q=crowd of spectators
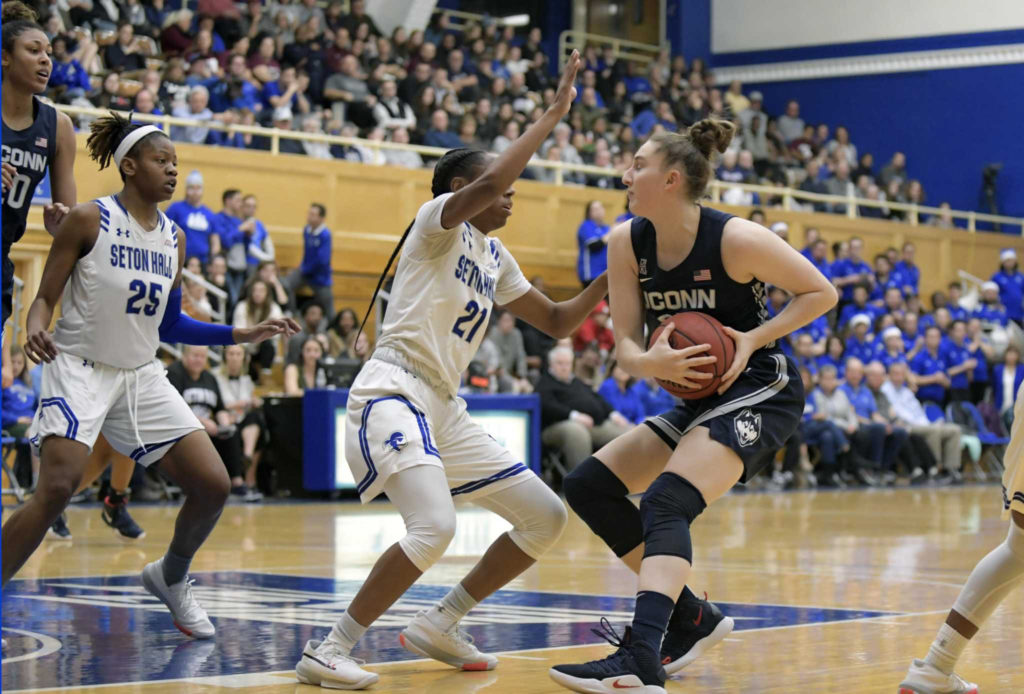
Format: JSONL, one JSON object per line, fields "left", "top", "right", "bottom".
{"left": 36, "top": 1, "right": 953, "bottom": 220}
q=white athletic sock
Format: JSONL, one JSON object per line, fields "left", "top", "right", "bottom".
{"left": 427, "top": 583, "right": 478, "bottom": 632}
{"left": 924, "top": 623, "right": 969, "bottom": 675}
{"left": 326, "top": 611, "right": 367, "bottom": 655}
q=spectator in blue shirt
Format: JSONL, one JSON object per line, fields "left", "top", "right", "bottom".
{"left": 944, "top": 320, "right": 976, "bottom": 403}
{"left": 630, "top": 101, "right": 677, "bottom": 138}
{"left": 48, "top": 35, "right": 91, "bottom": 101}
{"left": 284, "top": 203, "right": 334, "bottom": 322}
{"left": 798, "top": 366, "right": 849, "bottom": 483}
{"left": 991, "top": 249, "right": 1024, "bottom": 325}
{"left": 577, "top": 201, "right": 610, "bottom": 288}
{"left": 880, "top": 286, "right": 905, "bottom": 320}
{"left": 833, "top": 236, "right": 874, "bottom": 305}
{"left": 838, "top": 285, "right": 880, "bottom": 331}
{"left": 241, "top": 194, "right": 274, "bottom": 269}
{"left": 911, "top": 326, "right": 952, "bottom": 406}
{"left": 632, "top": 377, "right": 675, "bottom": 418}
{"left": 845, "top": 313, "right": 876, "bottom": 364}
{"left": 966, "top": 317, "right": 993, "bottom": 403}
{"left": 804, "top": 238, "right": 832, "bottom": 281}
{"left": 792, "top": 333, "right": 819, "bottom": 377}
{"left": 974, "top": 281, "right": 1009, "bottom": 328}
{"left": 424, "top": 109, "right": 466, "bottom": 149}
{"left": 842, "top": 357, "right": 906, "bottom": 481}
{"left": 892, "top": 241, "right": 920, "bottom": 297}
{"left": 901, "top": 312, "right": 925, "bottom": 361}
{"left": 215, "top": 189, "right": 248, "bottom": 307}
{"left": 869, "top": 254, "right": 901, "bottom": 304}
{"left": 1, "top": 346, "right": 37, "bottom": 439}
{"left": 165, "top": 170, "right": 221, "bottom": 264}
{"left": 795, "top": 313, "right": 829, "bottom": 354}
{"left": 875, "top": 326, "right": 908, "bottom": 371}
{"left": 799, "top": 227, "right": 820, "bottom": 260}
{"left": 994, "top": 346, "right": 1024, "bottom": 420}
{"left": 818, "top": 335, "right": 847, "bottom": 379}
{"left": 598, "top": 364, "right": 646, "bottom": 424}
{"left": 946, "top": 282, "right": 969, "bottom": 322}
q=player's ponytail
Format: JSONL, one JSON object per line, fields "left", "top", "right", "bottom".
{"left": 2, "top": 1, "right": 42, "bottom": 55}
{"left": 649, "top": 119, "right": 735, "bottom": 203}
{"left": 86, "top": 111, "right": 165, "bottom": 180}
{"left": 356, "top": 147, "right": 490, "bottom": 347}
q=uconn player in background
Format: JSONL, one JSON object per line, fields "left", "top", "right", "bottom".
{"left": 898, "top": 389, "right": 1024, "bottom": 692}
{"left": 295, "top": 51, "right": 607, "bottom": 690}
{"left": 2, "top": 1, "right": 145, "bottom": 543}
{"left": 550, "top": 120, "right": 836, "bottom": 693}
{"left": 0, "top": 112, "right": 298, "bottom": 639}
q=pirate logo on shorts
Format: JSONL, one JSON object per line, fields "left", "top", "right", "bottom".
{"left": 733, "top": 409, "right": 761, "bottom": 447}
{"left": 384, "top": 431, "right": 407, "bottom": 453}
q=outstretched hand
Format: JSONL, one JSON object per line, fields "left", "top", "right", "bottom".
{"left": 550, "top": 50, "right": 581, "bottom": 118}
{"left": 236, "top": 317, "right": 302, "bottom": 344}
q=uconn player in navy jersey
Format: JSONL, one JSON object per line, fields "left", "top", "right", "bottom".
{"left": 1, "top": 112, "right": 298, "bottom": 638}
{"left": 1, "top": 2, "right": 76, "bottom": 380}
{"left": 551, "top": 120, "right": 836, "bottom": 694}
{"left": 295, "top": 52, "right": 610, "bottom": 690}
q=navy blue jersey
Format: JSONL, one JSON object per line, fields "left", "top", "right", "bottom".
{"left": 630, "top": 206, "right": 773, "bottom": 348}
{"left": 2, "top": 98, "right": 58, "bottom": 322}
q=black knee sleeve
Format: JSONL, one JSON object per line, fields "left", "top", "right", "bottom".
{"left": 639, "top": 472, "right": 706, "bottom": 562}
{"left": 563, "top": 456, "right": 643, "bottom": 557}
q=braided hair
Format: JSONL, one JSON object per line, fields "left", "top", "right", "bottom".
{"left": 2, "top": 1, "right": 42, "bottom": 57}
{"left": 85, "top": 110, "right": 167, "bottom": 180}
{"left": 357, "top": 148, "right": 489, "bottom": 345}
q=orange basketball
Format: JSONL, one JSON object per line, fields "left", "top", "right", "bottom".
{"left": 648, "top": 312, "right": 735, "bottom": 400}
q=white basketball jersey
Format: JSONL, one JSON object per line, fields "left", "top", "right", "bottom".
{"left": 54, "top": 195, "right": 179, "bottom": 369}
{"left": 374, "top": 193, "right": 532, "bottom": 395}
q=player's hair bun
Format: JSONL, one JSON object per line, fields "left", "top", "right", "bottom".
{"left": 688, "top": 119, "right": 735, "bottom": 160}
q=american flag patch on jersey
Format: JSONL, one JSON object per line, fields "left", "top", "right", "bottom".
{"left": 35, "top": 137, "right": 48, "bottom": 147}
{"left": 693, "top": 268, "right": 712, "bottom": 282}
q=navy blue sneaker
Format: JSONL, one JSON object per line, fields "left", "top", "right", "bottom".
{"left": 660, "top": 593, "right": 734, "bottom": 674}
{"left": 549, "top": 619, "right": 666, "bottom": 693}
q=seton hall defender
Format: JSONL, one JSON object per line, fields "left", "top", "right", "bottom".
{"left": 294, "top": 51, "right": 608, "bottom": 690}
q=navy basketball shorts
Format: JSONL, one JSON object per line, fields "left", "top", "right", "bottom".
{"left": 644, "top": 349, "right": 804, "bottom": 482}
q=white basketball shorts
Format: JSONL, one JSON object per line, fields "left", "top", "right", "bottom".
{"left": 28, "top": 351, "right": 203, "bottom": 466}
{"left": 1003, "top": 384, "right": 1024, "bottom": 519}
{"left": 346, "top": 359, "right": 534, "bottom": 503}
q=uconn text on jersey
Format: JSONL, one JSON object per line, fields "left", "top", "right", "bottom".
{"left": 643, "top": 288, "right": 717, "bottom": 312}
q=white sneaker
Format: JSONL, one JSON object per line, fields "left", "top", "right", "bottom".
{"left": 141, "top": 559, "right": 215, "bottom": 639}
{"left": 898, "top": 659, "right": 978, "bottom": 694}
{"left": 399, "top": 610, "right": 497, "bottom": 671}
{"left": 295, "top": 639, "right": 379, "bottom": 690}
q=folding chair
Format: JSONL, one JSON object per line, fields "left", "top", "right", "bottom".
{"left": 1, "top": 435, "right": 27, "bottom": 503}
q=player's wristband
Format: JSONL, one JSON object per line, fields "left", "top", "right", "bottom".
{"left": 158, "top": 288, "right": 236, "bottom": 346}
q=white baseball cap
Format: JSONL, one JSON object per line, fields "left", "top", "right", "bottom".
{"left": 983, "top": 281, "right": 999, "bottom": 292}
{"left": 850, "top": 313, "right": 871, "bottom": 328}
{"left": 1001, "top": 249, "right": 1017, "bottom": 263}
{"left": 882, "top": 326, "right": 902, "bottom": 340}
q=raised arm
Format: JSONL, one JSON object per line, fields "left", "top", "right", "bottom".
{"left": 437, "top": 51, "right": 581, "bottom": 230}
{"left": 503, "top": 273, "right": 609, "bottom": 339}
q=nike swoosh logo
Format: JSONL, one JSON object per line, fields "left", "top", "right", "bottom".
{"left": 640, "top": 277, "right": 653, "bottom": 283}
{"left": 693, "top": 605, "right": 703, "bottom": 626}
{"left": 612, "top": 680, "right": 640, "bottom": 689}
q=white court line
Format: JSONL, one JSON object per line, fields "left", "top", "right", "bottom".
{"left": 5, "top": 608, "right": 950, "bottom": 692}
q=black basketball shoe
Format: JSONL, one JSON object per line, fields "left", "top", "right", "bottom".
{"left": 660, "top": 593, "right": 734, "bottom": 675}
{"left": 102, "top": 497, "right": 146, "bottom": 541}
{"left": 549, "top": 618, "right": 667, "bottom": 693}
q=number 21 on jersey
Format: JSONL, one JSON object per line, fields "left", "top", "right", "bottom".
{"left": 452, "top": 300, "right": 488, "bottom": 343}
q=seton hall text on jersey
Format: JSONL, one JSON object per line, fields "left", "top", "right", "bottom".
{"left": 110, "top": 243, "right": 175, "bottom": 279}
{"left": 1, "top": 144, "right": 47, "bottom": 173}
{"left": 454, "top": 254, "right": 496, "bottom": 301}
{"left": 643, "top": 288, "right": 716, "bottom": 311}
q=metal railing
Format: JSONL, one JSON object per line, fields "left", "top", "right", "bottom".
{"left": 705, "top": 180, "right": 1024, "bottom": 234}
{"left": 55, "top": 103, "right": 619, "bottom": 186}
{"left": 10, "top": 277, "right": 24, "bottom": 347}
{"left": 431, "top": 8, "right": 524, "bottom": 30}
{"left": 51, "top": 105, "right": 1024, "bottom": 234}
{"left": 558, "top": 30, "right": 663, "bottom": 69}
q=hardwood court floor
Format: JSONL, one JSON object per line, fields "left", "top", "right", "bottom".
{"left": 3, "top": 485, "right": 1023, "bottom": 693}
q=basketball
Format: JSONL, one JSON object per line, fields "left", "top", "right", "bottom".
{"left": 648, "top": 312, "right": 735, "bottom": 399}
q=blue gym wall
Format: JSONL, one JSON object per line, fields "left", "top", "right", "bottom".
{"left": 665, "top": 0, "right": 1024, "bottom": 221}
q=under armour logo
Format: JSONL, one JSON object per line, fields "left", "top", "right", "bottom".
{"left": 116, "top": 228, "right": 128, "bottom": 238}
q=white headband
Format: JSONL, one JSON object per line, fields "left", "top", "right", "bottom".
{"left": 113, "top": 125, "right": 163, "bottom": 169}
